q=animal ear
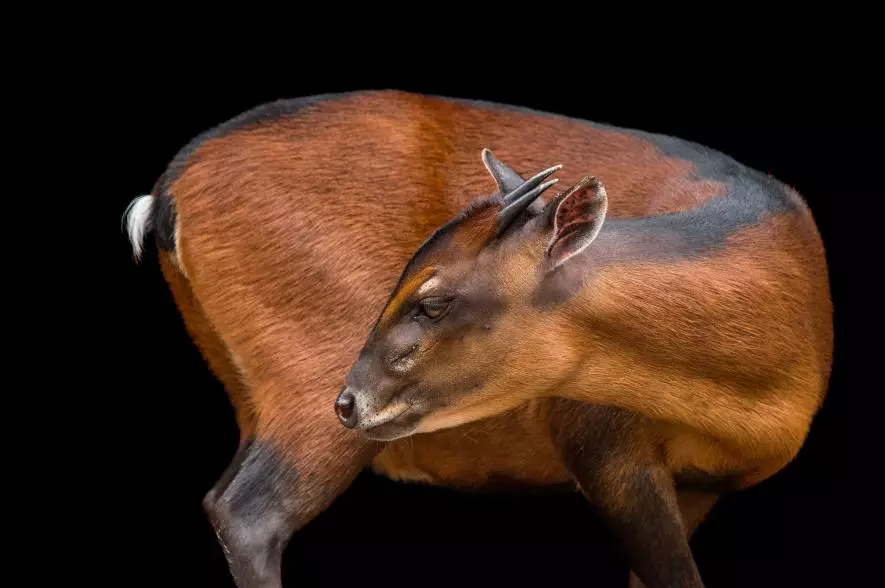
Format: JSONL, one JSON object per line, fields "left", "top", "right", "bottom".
{"left": 545, "top": 176, "right": 608, "bottom": 269}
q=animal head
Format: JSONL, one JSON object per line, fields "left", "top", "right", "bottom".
{"left": 335, "top": 149, "right": 609, "bottom": 441}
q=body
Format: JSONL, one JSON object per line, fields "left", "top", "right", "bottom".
{"left": 373, "top": 180, "right": 829, "bottom": 486}
{"left": 126, "top": 90, "right": 832, "bottom": 588}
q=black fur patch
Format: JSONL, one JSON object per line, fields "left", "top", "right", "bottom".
{"left": 444, "top": 94, "right": 800, "bottom": 257}
{"left": 673, "top": 468, "right": 741, "bottom": 495}
{"left": 610, "top": 127, "right": 798, "bottom": 256}
{"left": 545, "top": 398, "right": 705, "bottom": 587}
{"left": 203, "top": 437, "right": 299, "bottom": 586}
{"left": 149, "top": 174, "right": 177, "bottom": 252}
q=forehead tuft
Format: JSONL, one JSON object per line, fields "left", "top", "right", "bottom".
{"left": 402, "top": 195, "right": 503, "bottom": 275}
{"left": 376, "top": 196, "right": 502, "bottom": 326}
{"left": 400, "top": 195, "right": 503, "bottom": 283}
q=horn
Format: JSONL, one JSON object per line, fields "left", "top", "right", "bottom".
{"left": 501, "top": 163, "right": 563, "bottom": 206}
{"left": 496, "top": 177, "right": 560, "bottom": 233}
{"left": 481, "top": 148, "right": 526, "bottom": 194}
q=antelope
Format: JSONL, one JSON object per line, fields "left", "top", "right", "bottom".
{"left": 335, "top": 112, "right": 833, "bottom": 585}
{"left": 125, "top": 89, "right": 832, "bottom": 588}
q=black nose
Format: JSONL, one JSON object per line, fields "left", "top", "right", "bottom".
{"left": 335, "top": 388, "right": 357, "bottom": 428}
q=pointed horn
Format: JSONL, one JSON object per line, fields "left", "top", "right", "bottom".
{"left": 481, "top": 148, "right": 526, "bottom": 194}
{"left": 502, "top": 163, "right": 564, "bottom": 205}
{"left": 496, "top": 178, "right": 560, "bottom": 233}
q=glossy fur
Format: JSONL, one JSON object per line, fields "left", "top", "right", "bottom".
{"left": 126, "top": 90, "right": 832, "bottom": 588}
{"left": 337, "top": 94, "right": 832, "bottom": 587}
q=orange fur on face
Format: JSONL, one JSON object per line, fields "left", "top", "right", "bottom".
{"left": 378, "top": 265, "right": 437, "bottom": 328}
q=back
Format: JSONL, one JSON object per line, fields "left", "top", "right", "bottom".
{"left": 162, "top": 90, "right": 814, "bottom": 397}
{"left": 148, "top": 89, "right": 831, "bottom": 460}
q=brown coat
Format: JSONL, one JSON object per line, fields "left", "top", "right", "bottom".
{"left": 125, "top": 90, "right": 832, "bottom": 588}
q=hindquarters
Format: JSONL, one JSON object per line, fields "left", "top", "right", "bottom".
{"left": 124, "top": 179, "right": 386, "bottom": 587}
{"left": 124, "top": 187, "right": 256, "bottom": 436}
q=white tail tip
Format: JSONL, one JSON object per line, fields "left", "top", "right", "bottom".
{"left": 122, "top": 195, "right": 155, "bottom": 262}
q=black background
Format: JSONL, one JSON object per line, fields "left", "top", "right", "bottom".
{"left": 101, "top": 63, "right": 876, "bottom": 587}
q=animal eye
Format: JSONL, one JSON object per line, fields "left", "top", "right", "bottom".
{"left": 418, "top": 297, "right": 450, "bottom": 320}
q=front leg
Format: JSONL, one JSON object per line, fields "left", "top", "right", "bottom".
{"left": 583, "top": 462, "right": 704, "bottom": 588}
{"left": 548, "top": 400, "right": 705, "bottom": 588}
{"left": 624, "top": 491, "right": 718, "bottom": 588}
{"left": 204, "top": 383, "right": 379, "bottom": 587}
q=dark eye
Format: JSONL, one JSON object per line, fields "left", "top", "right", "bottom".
{"left": 417, "top": 297, "right": 451, "bottom": 320}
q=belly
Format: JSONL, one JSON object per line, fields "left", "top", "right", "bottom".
{"left": 660, "top": 424, "right": 790, "bottom": 491}
{"left": 370, "top": 406, "right": 794, "bottom": 493}
{"left": 370, "top": 401, "right": 574, "bottom": 491}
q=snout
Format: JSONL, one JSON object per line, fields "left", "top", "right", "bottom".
{"left": 334, "top": 384, "right": 417, "bottom": 439}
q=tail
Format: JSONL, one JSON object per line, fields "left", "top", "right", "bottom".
{"left": 122, "top": 194, "right": 155, "bottom": 262}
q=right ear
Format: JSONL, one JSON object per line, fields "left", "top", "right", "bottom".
{"left": 544, "top": 176, "right": 608, "bottom": 271}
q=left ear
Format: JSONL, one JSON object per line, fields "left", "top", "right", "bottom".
{"left": 544, "top": 176, "right": 608, "bottom": 270}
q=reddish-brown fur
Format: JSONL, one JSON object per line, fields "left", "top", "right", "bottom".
{"left": 164, "top": 90, "right": 750, "bottom": 485}
{"left": 133, "top": 90, "right": 832, "bottom": 587}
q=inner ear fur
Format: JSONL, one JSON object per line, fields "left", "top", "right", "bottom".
{"left": 544, "top": 176, "right": 608, "bottom": 270}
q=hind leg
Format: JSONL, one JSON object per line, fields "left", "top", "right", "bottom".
{"left": 160, "top": 253, "right": 258, "bottom": 441}
{"left": 203, "top": 386, "right": 379, "bottom": 588}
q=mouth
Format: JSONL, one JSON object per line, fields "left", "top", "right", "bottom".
{"left": 361, "top": 400, "right": 422, "bottom": 441}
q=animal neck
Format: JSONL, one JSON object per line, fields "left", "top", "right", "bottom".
{"left": 543, "top": 213, "right": 817, "bottom": 457}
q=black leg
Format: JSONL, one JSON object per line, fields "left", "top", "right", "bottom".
{"left": 203, "top": 438, "right": 298, "bottom": 588}
{"left": 547, "top": 399, "right": 705, "bottom": 588}
{"left": 678, "top": 491, "right": 719, "bottom": 539}
{"left": 627, "top": 492, "right": 718, "bottom": 588}
{"left": 203, "top": 428, "right": 376, "bottom": 588}
{"left": 593, "top": 464, "right": 705, "bottom": 588}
